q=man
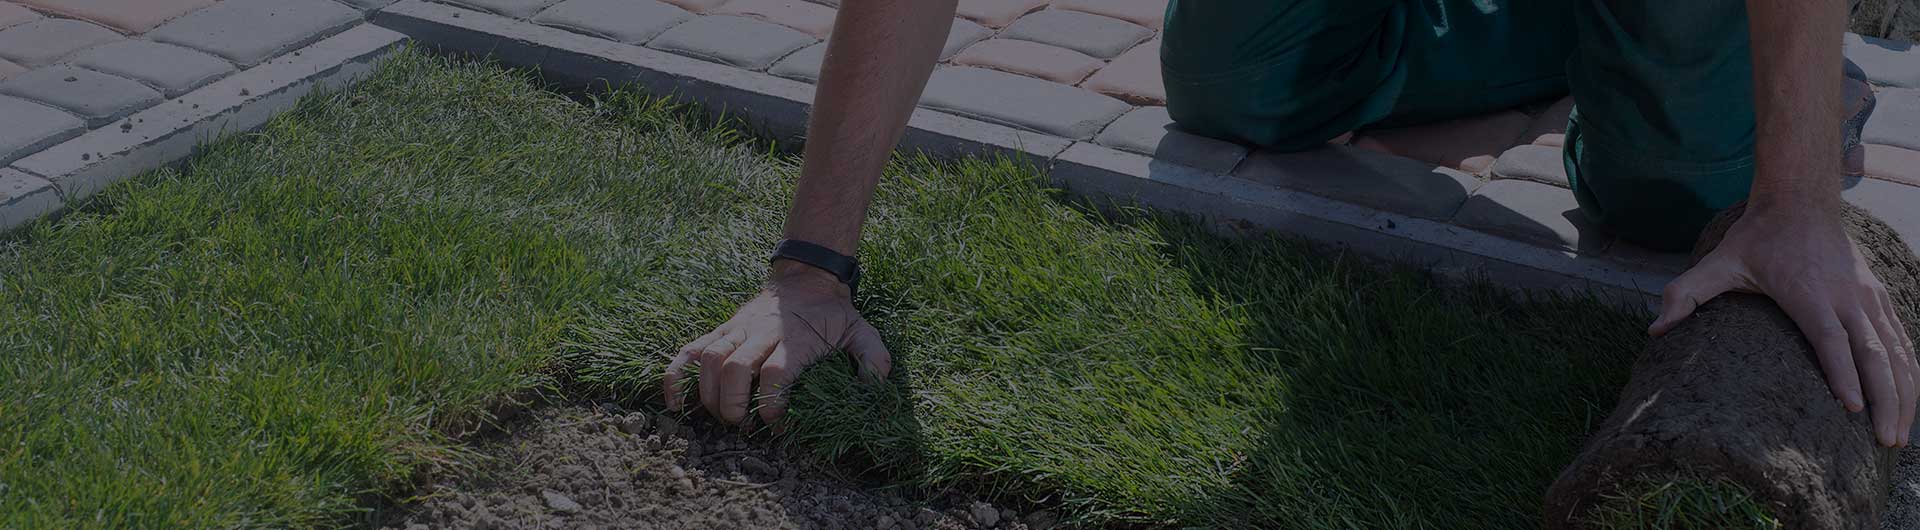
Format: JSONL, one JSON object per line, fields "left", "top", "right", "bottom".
{"left": 665, "top": 0, "right": 1920, "bottom": 448}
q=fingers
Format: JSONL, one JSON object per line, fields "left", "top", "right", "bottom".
{"left": 698, "top": 329, "right": 744, "bottom": 416}
{"left": 666, "top": 330, "right": 723, "bottom": 411}
{"left": 1650, "top": 260, "right": 1742, "bottom": 337}
{"left": 756, "top": 344, "right": 797, "bottom": 431}
{"left": 1875, "top": 291, "right": 1916, "bottom": 446}
{"left": 1783, "top": 300, "right": 1865, "bottom": 412}
{"left": 711, "top": 333, "right": 780, "bottom": 424}
{"left": 843, "top": 320, "right": 892, "bottom": 381}
{"left": 1843, "top": 308, "right": 1900, "bottom": 447}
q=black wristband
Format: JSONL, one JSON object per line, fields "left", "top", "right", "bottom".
{"left": 770, "top": 239, "right": 860, "bottom": 296}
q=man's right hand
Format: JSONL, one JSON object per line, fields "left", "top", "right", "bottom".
{"left": 664, "top": 261, "right": 892, "bottom": 429}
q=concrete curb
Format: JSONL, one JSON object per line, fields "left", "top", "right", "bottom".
{"left": 1, "top": 23, "right": 408, "bottom": 232}
{"left": 372, "top": 0, "right": 1670, "bottom": 303}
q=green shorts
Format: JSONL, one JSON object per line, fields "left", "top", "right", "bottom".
{"left": 1162, "top": 0, "right": 1759, "bottom": 251}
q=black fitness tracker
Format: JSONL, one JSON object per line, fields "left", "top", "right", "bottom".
{"left": 770, "top": 239, "right": 861, "bottom": 296}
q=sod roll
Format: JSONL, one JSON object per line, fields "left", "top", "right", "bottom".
{"left": 1544, "top": 202, "right": 1920, "bottom": 530}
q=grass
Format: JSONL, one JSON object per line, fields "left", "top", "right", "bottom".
{"left": 0, "top": 48, "right": 1654, "bottom": 529}
{"left": 1582, "top": 476, "right": 1780, "bottom": 530}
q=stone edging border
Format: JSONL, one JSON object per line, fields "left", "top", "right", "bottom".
{"left": 371, "top": 0, "right": 1672, "bottom": 306}
{"left": 0, "top": 0, "right": 1677, "bottom": 308}
{"left": 0, "top": 23, "right": 409, "bottom": 233}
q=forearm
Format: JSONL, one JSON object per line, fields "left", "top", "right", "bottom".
{"left": 1745, "top": 0, "right": 1848, "bottom": 213}
{"left": 781, "top": 0, "right": 956, "bottom": 256}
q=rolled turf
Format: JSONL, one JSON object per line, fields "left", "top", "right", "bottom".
{"left": 0, "top": 49, "right": 1650, "bottom": 529}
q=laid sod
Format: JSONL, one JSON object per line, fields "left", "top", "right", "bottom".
{"left": 0, "top": 49, "right": 1653, "bottom": 528}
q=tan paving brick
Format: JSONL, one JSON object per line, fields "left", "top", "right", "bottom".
{"left": 1353, "top": 110, "right": 1530, "bottom": 174}
{"left": 0, "top": 2, "right": 40, "bottom": 30}
{"left": 1001, "top": 8, "right": 1147, "bottom": 58}
{"left": 1489, "top": 144, "right": 1568, "bottom": 187}
{"left": 1866, "top": 144, "right": 1920, "bottom": 188}
{"left": 659, "top": 0, "right": 729, "bottom": 12}
{"left": 532, "top": 0, "right": 691, "bottom": 44}
{"left": 1054, "top": 0, "right": 1164, "bottom": 29}
{"left": 715, "top": 0, "right": 836, "bottom": 38}
{"left": 0, "top": 18, "right": 122, "bottom": 67}
{"left": 18, "top": 0, "right": 213, "bottom": 33}
{"left": 1080, "top": 39, "right": 1161, "bottom": 105}
{"left": 955, "top": 0, "right": 1044, "bottom": 28}
{"left": 0, "top": 57, "right": 21, "bottom": 81}
{"left": 951, "top": 38, "right": 1100, "bottom": 85}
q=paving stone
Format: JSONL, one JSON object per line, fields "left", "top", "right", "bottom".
{"left": 942, "top": 18, "right": 990, "bottom": 60}
{"left": 0, "top": 58, "right": 21, "bottom": 81}
{"left": 1353, "top": 109, "right": 1529, "bottom": 174}
{"left": 1001, "top": 9, "right": 1149, "bottom": 59}
{"left": 1843, "top": 176, "right": 1920, "bottom": 255}
{"left": 1533, "top": 133, "right": 1565, "bottom": 147}
{"left": 658, "top": 0, "right": 728, "bottom": 12}
{"left": 0, "top": 95, "right": 82, "bottom": 164}
{"left": 532, "top": 0, "right": 690, "bottom": 44}
{"left": 69, "top": 41, "right": 236, "bottom": 98}
{"left": 441, "top": 0, "right": 562, "bottom": 18}
{"left": 1489, "top": 144, "right": 1568, "bottom": 187}
{"left": 0, "top": 66, "right": 163, "bottom": 127}
{"left": 768, "top": 42, "right": 824, "bottom": 82}
{"left": 952, "top": 39, "right": 1100, "bottom": 84}
{"left": 1865, "top": 87, "right": 1920, "bottom": 151}
{"left": 0, "top": 2, "right": 40, "bottom": 30}
{"left": 148, "top": 0, "right": 359, "bottom": 67}
{"left": 920, "top": 66, "right": 1128, "bottom": 139}
{"left": 1053, "top": 0, "right": 1164, "bottom": 29}
{"left": 0, "top": 19, "right": 123, "bottom": 68}
{"left": 1452, "top": 178, "right": 1605, "bottom": 253}
{"left": 338, "top": 0, "right": 401, "bottom": 9}
{"left": 1845, "top": 32, "right": 1920, "bottom": 89}
{"left": 1605, "top": 241, "right": 1690, "bottom": 274}
{"left": 1093, "top": 106, "right": 1245, "bottom": 174}
{"left": 714, "top": 0, "right": 834, "bottom": 38}
{"left": 1865, "top": 144, "right": 1920, "bottom": 187}
{"left": 955, "top": 0, "right": 1045, "bottom": 28}
{"left": 1231, "top": 145, "right": 1479, "bottom": 220}
{"left": 1081, "top": 39, "right": 1162, "bottom": 105}
{"left": 1520, "top": 95, "right": 1573, "bottom": 146}
{"left": 18, "top": 0, "right": 214, "bottom": 34}
{"left": 647, "top": 15, "right": 814, "bottom": 71}
{"left": 0, "top": 167, "right": 61, "bottom": 234}
{"left": 14, "top": 24, "right": 406, "bottom": 202}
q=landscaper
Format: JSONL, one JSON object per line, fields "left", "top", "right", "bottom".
{"left": 664, "top": 0, "right": 1920, "bottom": 448}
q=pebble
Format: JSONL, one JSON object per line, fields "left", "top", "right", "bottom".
{"left": 669, "top": 465, "right": 687, "bottom": 479}
{"left": 619, "top": 413, "right": 651, "bottom": 435}
{"left": 541, "top": 490, "right": 582, "bottom": 514}
{"left": 875, "top": 514, "right": 896, "bottom": 529}
{"left": 739, "top": 455, "right": 775, "bottom": 477}
{"left": 656, "top": 414, "right": 679, "bottom": 437}
{"left": 1023, "top": 510, "right": 1058, "bottom": 530}
{"left": 970, "top": 502, "right": 1000, "bottom": 527}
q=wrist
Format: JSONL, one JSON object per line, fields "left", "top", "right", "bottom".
{"left": 770, "top": 259, "right": 852, "bottom": 298}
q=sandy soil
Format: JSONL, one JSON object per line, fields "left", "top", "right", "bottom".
{"left": 378, "top": 405, "right": 1054, "bottom": 530}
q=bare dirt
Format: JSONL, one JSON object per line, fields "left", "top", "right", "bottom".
{"left": 1854, "top": 0, "right": 1920, "bottom": 43}
{"left": 378, "top": 404, "right": 1054, "bottom": 530}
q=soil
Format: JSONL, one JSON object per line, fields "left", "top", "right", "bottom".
{"left": 378, "top": 405, "right": 1053, "bottom": 530}
{"left": 1544, "top": 203, "right": 1920, "bottom": 530}
{"left": 1853, "top": 0, "right": 1920, "bottom": 43}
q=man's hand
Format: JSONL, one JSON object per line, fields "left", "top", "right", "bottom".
{"left": 1651, "top": 206, "right": 1917, "bottom": 447}
{"left": 665, "top": 261, "right": 891, "bottom": 429}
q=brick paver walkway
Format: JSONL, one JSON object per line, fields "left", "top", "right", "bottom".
{"left": 2, "top": 0, "right": 1918, "bottom": 295}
